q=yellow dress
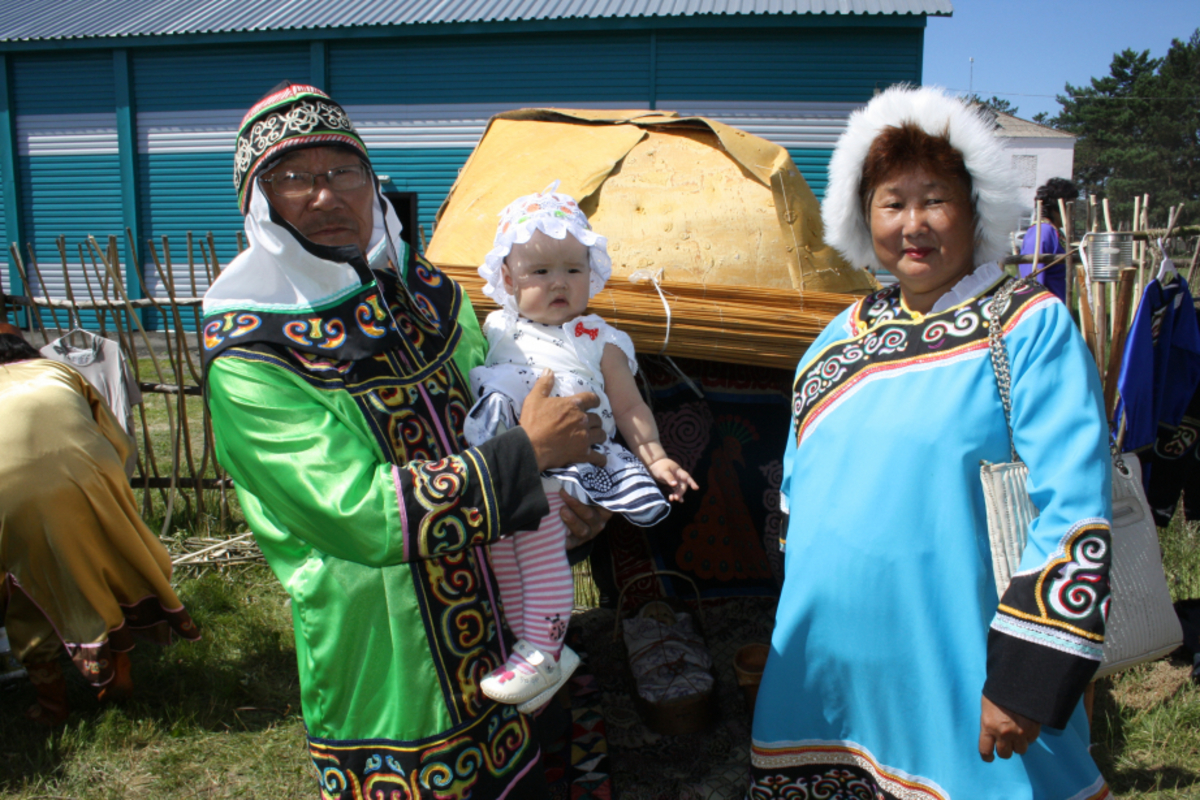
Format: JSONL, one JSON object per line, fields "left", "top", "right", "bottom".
{"left": 0, "top": 358, "right": 198, "bottom": 684}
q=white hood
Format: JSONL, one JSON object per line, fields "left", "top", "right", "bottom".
{"left": 204, "top": 180, "right": 407, "bottom": 315}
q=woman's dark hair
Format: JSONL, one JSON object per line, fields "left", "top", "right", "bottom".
{"left": 0, "top": 332, "right": 44, "bottom": 364}
{"left": 859, "top": 122, "right": 974, "bottom": 217}
{"left": 1035, "top": 177, "right": 1078, "bottom": 204}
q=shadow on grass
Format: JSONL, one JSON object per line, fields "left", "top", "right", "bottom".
{"left": 1090, "top": 655, "right": 1200, "bottom": 797}
{"left": 0, "top": 565, "right": 301, "bottom": 791}
{"left": 1110, "top": 766, "right": 1200, "bottom": 796}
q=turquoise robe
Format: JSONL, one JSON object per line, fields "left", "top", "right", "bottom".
{"left": 750, "top": 276, "right": 1113, "bottom": 800}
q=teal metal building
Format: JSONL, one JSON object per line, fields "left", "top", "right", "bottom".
{"left": 0, "top": 0, "right": 950, "bottom": 323}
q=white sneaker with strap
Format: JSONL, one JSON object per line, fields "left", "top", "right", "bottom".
{"left": 481, "top": 639, "right": 580, "bottom": 708}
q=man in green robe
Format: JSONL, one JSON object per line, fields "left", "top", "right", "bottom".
{"left": 202, "top": 83, "right": 606, "bottom": 800}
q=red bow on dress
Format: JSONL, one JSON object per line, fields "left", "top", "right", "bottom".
{"left": 574, "top": 321, "right": 599, "bottom": 341}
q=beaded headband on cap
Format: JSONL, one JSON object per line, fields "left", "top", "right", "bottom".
{"left": 478, "top": 181, "right": 612, "bottom": 314}
{"left": 233, "top": 83, "right": 369, "bottom": 215}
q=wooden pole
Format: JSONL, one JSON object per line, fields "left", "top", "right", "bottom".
{"left": 160, "top": 236, "right": 202, "bottom": 519}
{"left": 1076, "top": 265, "right": 1100, "bottom": 367}
{"left": 89, "top": 235, "right": 180, "bottom": 538}
{"left": 1059, "top": 199, "right": 1074, "bottom": 314}
{"left": 79, "top": 242, "right": 108, "bottom": 337}
{"left": 1104, "top": 268, "right": 1137, "bottom": 417}
{"left": 158, "top": 237, "right": 200, "bottom": 384}
{"left": 11, "top": 243, "right": 48, "bottom": 343}
{"left": 207, "top": 232, "right": 220, "bottom": 278}
{"left": 1186, "top": 236, "right": 1200, "bottom": 286}
{"left": 105, "top": 233, "right": 165, "bottom": 512}
{"left": 1133, "top": 196, "right": 1144, "bottom": 302}
{"left": 55, "top": 236, "right": 82, "bottom": 332}
{"left": 102, "top": 231, "right": 162, "bottom": 513}
{"left": 26, "top": 244, "right": 64, "bottom": 335}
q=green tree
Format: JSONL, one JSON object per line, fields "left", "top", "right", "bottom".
{"left": 1156, "top": 30, "right": 1200, "bottom": 216}
{"left": 1047, "top": 32, "right": 1200, "bottom": 225}
{"left": 967, "top": 94, "right": 1019, "bottom": 116}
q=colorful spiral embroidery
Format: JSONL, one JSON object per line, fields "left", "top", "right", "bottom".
{"left": 1044, "top": 525, "right": 1111, "bottom": 622}
{"left": 863, "top": 327, "right": 907, "bottom": 356}
{"left": 283, "top": 316, "right": 346, "bottom": 349}
{"left": 356, "top": 293, "right": 390, "bottom": 338}
{"left": 414, "top": 292, "right": 440, "bottom": 326}
{"left": 319, "top": 319, "right": 346, "bottom": 349}
{"left": 229, "top": 313, "right": 262, "bottom": 338}
{"left": 922, "top": 307, "right": 981, "bottom": 346}
{"left": 203, "top": 319, "right": 226, "bottom": 350}
{"left": 415, "top": 260, "right": 444, "bottom": 287}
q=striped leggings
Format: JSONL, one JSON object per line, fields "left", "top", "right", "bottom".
{"left": 489, "top": 488, "right": 573, "bottom": 658}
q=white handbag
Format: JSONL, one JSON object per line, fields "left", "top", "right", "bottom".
{"left": 980, "top": 281, "right": 1182, "bottom": 678}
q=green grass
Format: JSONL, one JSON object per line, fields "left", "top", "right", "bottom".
{"left": 1, "top": 566, "right": 312, "bottom": 799}
{"left": 1090, "top": 513, "right": 1200, "bottom": 798}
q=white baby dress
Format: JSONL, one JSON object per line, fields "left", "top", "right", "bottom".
{"left": 465, "top": 310, "right": 669, "bottom": 526}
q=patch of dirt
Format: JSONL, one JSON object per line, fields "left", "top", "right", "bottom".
{"left": 1109, "top": 658, "right": 1193, "bottom": 712}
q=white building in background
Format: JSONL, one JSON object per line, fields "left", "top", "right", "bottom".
{"left": 994, "top": 112, "right": 1077, "bottom": 225}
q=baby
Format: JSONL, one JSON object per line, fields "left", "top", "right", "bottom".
{"left": 467, "top": 182, "right": 697, "bottom": 711}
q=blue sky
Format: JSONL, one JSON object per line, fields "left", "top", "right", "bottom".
{"left": 923, "top": 1, "right": 1200, "bottom": 122}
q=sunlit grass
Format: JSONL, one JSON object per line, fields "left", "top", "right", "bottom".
{"left": 1091, "top": 513, "right": 1200, "bottom": 798}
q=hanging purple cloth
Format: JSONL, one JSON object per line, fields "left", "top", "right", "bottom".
{"left": 1017, "top": 222, "right": 1067, "bottom": 303}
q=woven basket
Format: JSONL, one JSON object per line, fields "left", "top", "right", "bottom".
{"left": 613, "top": 570, "right": 716, "bottom": 736}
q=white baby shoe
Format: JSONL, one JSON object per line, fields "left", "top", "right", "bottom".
{"left": 517, "top": 644, "right": 580, "bottom": 714}
{"left": 481, "top": 639, "right": 580, "bottom": 709}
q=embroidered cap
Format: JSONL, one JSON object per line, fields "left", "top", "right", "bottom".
{"left": 478, "top": 181, "right": 612, "bottom": 314}
{"left": 233, "top": 83, "right": 369, "bottom": 215}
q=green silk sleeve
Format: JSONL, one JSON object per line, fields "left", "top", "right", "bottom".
{"left": 207, "top": 355, "right": 546, "bottom": 567}
{"left": 453, "top": 290, "right": 488, "bottom": 378}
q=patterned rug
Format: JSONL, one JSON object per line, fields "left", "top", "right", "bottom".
{"left": 543, "top": 631, "right": 614, "bottom": 800}
{"left": 571, "top": 596, "right": 778, "bottom": 800}
{"left": 607, "top": 356, "right": 793, "bottom": 612}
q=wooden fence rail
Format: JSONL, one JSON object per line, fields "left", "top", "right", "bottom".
{"left": 1, "top": 230, "right": 241, "bottom": 538}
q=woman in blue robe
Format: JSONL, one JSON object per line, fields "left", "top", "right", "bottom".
{"left": 748, "top": 87, "right": 1113, "bottom": 800}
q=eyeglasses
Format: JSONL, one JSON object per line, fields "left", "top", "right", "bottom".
{"left": 260, "top": 163, "right": 370, "bottom": 197}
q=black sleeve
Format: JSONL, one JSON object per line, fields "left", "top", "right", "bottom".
{"left": 475, "top": 426, "right": 550, "bottom": 535}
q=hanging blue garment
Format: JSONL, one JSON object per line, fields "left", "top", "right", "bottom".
{"left": 1112, "top": 276, "right": 1200, "bottom": 464}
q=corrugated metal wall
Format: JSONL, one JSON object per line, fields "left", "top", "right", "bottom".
{"left": 0, "top": 159, "right": 6, "bottom": 294}
{"left": 656, "top": 27, "right": 922, "bottom": 101}
{"left": 12, "top": 51, "right": 120, "bottom": 328}
{"left": 658, "top": 26, "right": 923, "bottom": 196}
{"left": 327, "top": 30, "right": 655, "bottom": 239}
{"left": 3, "top": 22, "right": 924, "bottom": 327}
{"left": 327, "top": 32, "right": 652, "bottom": 105}
{"left": 134, "top": 44, "right": 311, "bottom": 323}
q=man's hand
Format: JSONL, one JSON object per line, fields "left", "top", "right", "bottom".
{"left": 979, "top": 695, "right": 1041, "bottom": 762}
{"left": 521, "top": 371, "right": 607, "bottom": 471}
{"left": 561, "top": 492, "right": 613, "bottom": 550}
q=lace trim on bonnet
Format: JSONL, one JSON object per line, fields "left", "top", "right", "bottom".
{"left": 477, "top": 180, "right": 612, "bottom": 316}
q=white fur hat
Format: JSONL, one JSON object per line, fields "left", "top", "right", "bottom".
{"left": 821, "top": 85, "right": 1020, "bottom": 270}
